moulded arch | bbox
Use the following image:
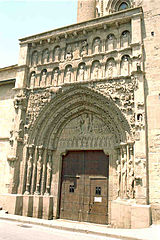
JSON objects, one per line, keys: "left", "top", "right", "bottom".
{"left": 28, "top": 86, "right": 131, "bottom": 148}
{"left": 106, "top": 0, "right": 133, "bottom": 13}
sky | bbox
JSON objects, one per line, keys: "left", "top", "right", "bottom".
{"left": 0, "top": 0, "right": 78, "bottom": 68}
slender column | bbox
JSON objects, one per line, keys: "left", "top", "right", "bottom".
{"left": 31, "top": 146, "right": 38, "bottom": 194}
{"left": 34, "top": 146, "right": 43, "bottom": 195}
{"left": 116, "top": 147, "right": 121, "bottom": 198}
{"left": 121, "top": 143, "right": 127, "bottom": 199}
{"left": 25, "top": 144, "right": 34, "bottom": 194}
{"left": 127, "top": 143, "right": 135, "bottom": 199}
{"left": 41, "top": 148, "right": 48, "bottom": 194}
{"left": 45, "top": 149, "right": 53, "bottom": 195}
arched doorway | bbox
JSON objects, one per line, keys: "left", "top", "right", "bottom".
{"left": 59, "top": 150, "right": 109, "bottom": 224}
{"left": 22, "top": 86, "right": 131, "bottom": 223}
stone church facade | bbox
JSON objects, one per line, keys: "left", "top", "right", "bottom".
{"left": 0, "top": 0, "right": 160, "bottom": 228}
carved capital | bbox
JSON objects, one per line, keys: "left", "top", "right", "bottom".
{"left": 7, "top": 155, "right": 18, "bottom": 162}
{"left": 37, "top": 145, "right": 44, "bottom": 156}
{"left": 27, "top": 144, "right": 35, "bottom": 154}
{"left": 48, "top": 149, "right": 53, "bottom": 156}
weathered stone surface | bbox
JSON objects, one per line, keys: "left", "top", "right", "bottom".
{"left": 0, "top": 0, "right": 160, "bottom": 228}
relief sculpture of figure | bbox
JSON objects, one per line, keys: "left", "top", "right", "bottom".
{"left": 93, "top": 38, "right": 101, "bottom": 54}
{"left": 30, "top": 72, "right": 36, "bottom": 88}
{"left": 34, "top": 146, "right": 43, "bottom": 195}
{"left": 45, "top": 150, "right": 52, "bottom": 195}
{"left": 106, "top": 34, "right": 115, "bottom": 51}
{"left": 127, "top": 159, "right": 135, "bottom": 199}
{"left": 106, "top": 59, "right": 116, "bottom": 78}
{"left": 65, "top": 66, "right": 72, "bottom": 83}
{"left": 81, "top": 41, "right": 88, "bottom": 57}
{"left": 92, "top": 62, "right": 101, "bottom": 79}
{"left": 42, "top": 49, "right": 49, "bottom": 64}
{"left": 78, "top": 64, "right": 85, "bottom": 81}
{"left": 52, "top": 68, "right": 59, "bottom": 86}
{"left": 116, "top": 159, "right": 121, "bottom": 198}
{"left": 121, "top": 56, "right": 130, "bottom": 76}
{"left": 54, "top": 46, "right": 61, "bottom": 62}
{"left": 121, "top": 31, "right": 130, "bottom": 48}
{"left": 25, "top": 145, "right": 34, "bottom": 194}
{"left": 79, "top": 114, "right": 93, "bottom": 134}
{"left": 107, "top": 62, "right": 113, "bottom": 78}
{"left": 40, "top": 70, "right": 47, "bottom": 87}
{"left": 32, "top": 51, "right": 38, "bottom": 66}
{"left": 66, "top": 45, "right": 73, "bottom": 61}
{"left": 121, "top": 157, "right": 127, "bottom": 198}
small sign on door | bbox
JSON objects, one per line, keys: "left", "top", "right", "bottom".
{"left": 94, "top": 197, "right": 102, "bottom": 202}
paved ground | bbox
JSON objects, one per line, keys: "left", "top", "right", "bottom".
{"left": 0, "top": 212, "right": 160, "bottom": 240}
{"left": 0, "top": 219, "right": 119, "bottom": 240}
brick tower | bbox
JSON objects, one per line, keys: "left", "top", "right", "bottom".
{"left": 77, "top": 0, "right": 96, "bottom": 23}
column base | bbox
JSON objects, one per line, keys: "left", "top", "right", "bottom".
{"left": 43, "top": 196, "right": 54, "bottom": 220}
{"left": 22, "top": 195, "right": 33, "bottom": 217}
{"left": 33, "top": 195, "right": 43, "bottom": 218}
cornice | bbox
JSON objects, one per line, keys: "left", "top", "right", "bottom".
{"left": 19, "top": 7, "right": 142, "bottom": 45}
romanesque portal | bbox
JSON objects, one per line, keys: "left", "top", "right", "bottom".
{"left": 17, "top": 87, "right": 133, "bottom": 224}
{"left": 0, "top": 3, "right": 153, "bottom": 228}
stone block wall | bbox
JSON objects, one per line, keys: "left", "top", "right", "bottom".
{"left": 142, "top": 0, "right": 160, "bottom": 204}
{"left": 0, "top": 81, "right": 15, "bottom": 194}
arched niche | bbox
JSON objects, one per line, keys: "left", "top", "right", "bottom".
{"left": 91, "top": 60, "right": 101, "bottom": 79}
{"left": 106, "top": 34, "right": 117, "bottom": 51}
{"left": 42, "top": 48, "right": 49, "bottom": 64}
{"left": 77, "top": 62, "right": 87, "bottom": 81}
{"left": 40, "top": 69, "right": 47, "bottom": 87}
{"left": 120, "top": 30, "right": 131, "bottom": 48}
{"left": 29, "top": 71, "right": 36, "bottom": 88}
{"left": 53, "top": 46, "right": 61, "bottom": 62}
{"left": 31, "top": 51, "right": 38, "bottom": 66}
{"left": 105, "top": 58, "right": 117, "bottom": 78}
{"left": 120, "top": 55, "right": 131, "bottom": 76}
{"left": 64, "top": 64, "right": 73, "bottom": 83}
{"left": 52, "top": 67, "right": 60, "bottom": 86}
{"left": 92, "top": 37, "right": 101, "bottom": 54}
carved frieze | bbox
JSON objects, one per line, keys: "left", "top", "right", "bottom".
{"left": 58, "top": 113, "right": 116, "bottom": 150}
{"left": 26, "top": 90, "right": 51, "bottom": 128}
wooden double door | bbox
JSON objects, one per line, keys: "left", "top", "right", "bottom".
{"left": 59, "top": 151, "right": 109, "bottom": 224}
